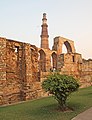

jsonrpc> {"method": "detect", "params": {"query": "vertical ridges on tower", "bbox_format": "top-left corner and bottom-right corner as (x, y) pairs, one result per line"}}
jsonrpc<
(40, 13), (49, 49)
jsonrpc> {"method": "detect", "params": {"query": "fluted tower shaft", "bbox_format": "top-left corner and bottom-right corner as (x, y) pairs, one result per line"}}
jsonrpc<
(40, 13), (49, 49)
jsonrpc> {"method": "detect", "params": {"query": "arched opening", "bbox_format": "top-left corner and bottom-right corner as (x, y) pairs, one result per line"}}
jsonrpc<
(51, 52), (57, 70)
(64, 41), (72, 53)
(62, 44), (67, 53)
(39, 49), (46, 72)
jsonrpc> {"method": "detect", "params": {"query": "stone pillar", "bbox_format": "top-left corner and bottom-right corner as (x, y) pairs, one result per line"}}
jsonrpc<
(22, 44), (40, 100)
(45, 53), (51, 72)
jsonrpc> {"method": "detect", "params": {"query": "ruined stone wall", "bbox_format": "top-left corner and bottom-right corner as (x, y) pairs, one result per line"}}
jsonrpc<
(23, 44), (43, 100)
(0, 38), (44, 105)
(38, 48), (56, 72)
(79, 59), (92, 87)
(0, 35), (92, 105)
(0, 38), (27, 105)
(5, 39), (24, 104)
(57, 53), (82, 74)
(0, 37), (7, 105)
(57, 53), (92, 87)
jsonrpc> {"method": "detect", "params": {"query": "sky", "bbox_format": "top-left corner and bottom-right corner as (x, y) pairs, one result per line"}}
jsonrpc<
(0, 0), (92, 59)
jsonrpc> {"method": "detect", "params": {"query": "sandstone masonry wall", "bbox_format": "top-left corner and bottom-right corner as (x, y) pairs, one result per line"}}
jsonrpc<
(79, 60), (92, 87)
(0, 38), (44, 105)
(0, 38), (7, 105)
(0, 36), (92, 105)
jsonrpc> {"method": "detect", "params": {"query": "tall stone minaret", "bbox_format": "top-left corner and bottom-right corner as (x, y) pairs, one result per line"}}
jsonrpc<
(40, 13), (49, 49)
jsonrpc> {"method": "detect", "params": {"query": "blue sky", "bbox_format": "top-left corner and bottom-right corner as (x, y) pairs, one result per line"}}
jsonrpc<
(0, 0), (92, 59)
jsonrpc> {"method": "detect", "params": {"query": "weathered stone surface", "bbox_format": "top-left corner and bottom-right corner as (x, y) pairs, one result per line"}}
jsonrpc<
(0, 14), (92, 106)
(0, 38), (44, 105)
(52, 36), (76, 54)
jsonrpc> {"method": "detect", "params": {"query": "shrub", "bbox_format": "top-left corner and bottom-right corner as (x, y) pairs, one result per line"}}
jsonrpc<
(42, 73), (79, 110)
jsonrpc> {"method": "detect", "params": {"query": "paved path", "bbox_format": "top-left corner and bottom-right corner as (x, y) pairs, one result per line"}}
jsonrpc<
(72, 107), (92, 120)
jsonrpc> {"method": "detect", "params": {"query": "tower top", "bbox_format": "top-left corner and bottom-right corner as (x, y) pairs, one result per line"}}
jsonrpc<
(43, 13), (46, 17)
(40, 13), (49, 49)
(42, 13), (47, 24)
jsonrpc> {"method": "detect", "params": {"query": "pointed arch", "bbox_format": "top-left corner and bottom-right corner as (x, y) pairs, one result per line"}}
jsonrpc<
(64, 41), (72, 53)
(52, 37), (75, 55)
(39, 49), (46, 72)
(51, 52), (57, 69)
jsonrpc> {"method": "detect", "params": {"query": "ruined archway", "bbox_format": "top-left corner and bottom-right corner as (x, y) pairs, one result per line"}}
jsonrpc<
(51, 52), (57, 70)
(39, 49), (46, 72)
(52, 36), (76, 55)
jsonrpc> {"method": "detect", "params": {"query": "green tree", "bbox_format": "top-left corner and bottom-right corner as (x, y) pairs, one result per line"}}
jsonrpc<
(42, 73), (79, 110)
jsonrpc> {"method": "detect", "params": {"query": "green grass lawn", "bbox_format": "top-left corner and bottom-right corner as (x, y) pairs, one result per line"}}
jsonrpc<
(0, 86), (92, 120)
